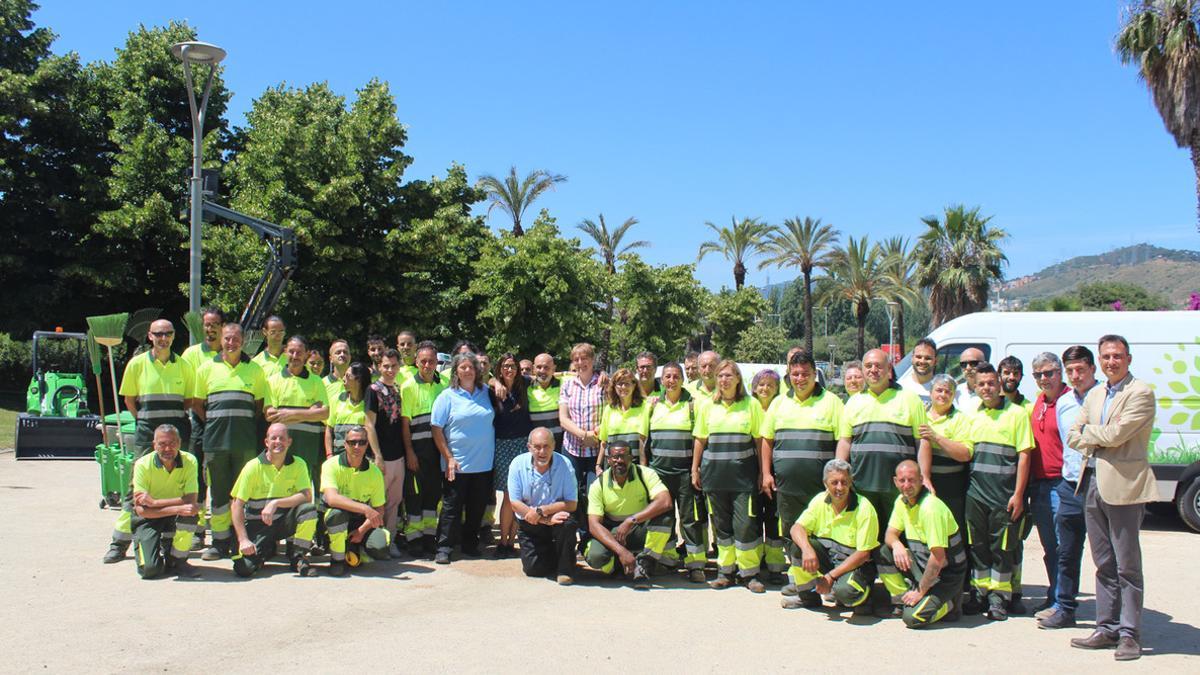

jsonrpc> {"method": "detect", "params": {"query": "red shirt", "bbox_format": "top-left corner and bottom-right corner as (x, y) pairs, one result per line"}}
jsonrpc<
(1030, 389), (1066, 479)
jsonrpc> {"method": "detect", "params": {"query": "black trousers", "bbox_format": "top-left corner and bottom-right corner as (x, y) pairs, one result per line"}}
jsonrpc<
(517, 517), (578, 577)
(436, 471), (493, 554)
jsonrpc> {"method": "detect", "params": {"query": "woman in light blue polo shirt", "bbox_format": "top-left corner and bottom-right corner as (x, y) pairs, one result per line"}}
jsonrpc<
(431, 351), (496, 564)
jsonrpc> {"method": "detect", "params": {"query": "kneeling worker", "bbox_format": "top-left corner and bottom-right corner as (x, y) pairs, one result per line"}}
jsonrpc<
(230, 423), (319, 577)
(784, 458), (879, 611)
(879, 460), (968, 628)
(321, 425), (389, 575)
(130, 424), (202, 579)
(507, 427), (578, 584)
(585, 443), (674, 589)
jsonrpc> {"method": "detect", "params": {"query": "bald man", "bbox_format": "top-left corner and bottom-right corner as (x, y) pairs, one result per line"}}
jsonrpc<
(528, 354), (564, 451)
(687, 350), (720, 400)
(508, 427), (579, 583)
(955, 347), (986, 414)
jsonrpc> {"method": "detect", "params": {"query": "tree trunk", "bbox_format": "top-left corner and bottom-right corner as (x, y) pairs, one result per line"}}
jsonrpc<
(802, 268), (814, 356)
(855, 299), (868, 358)
(733, 261), (746, 291)
(512, 217), (524, 237)
(1192, 136), (1200, 235)
(602, 295), (614, 371)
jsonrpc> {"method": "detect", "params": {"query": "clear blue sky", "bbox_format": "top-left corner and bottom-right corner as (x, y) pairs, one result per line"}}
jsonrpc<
(36, 1), (1200, 290)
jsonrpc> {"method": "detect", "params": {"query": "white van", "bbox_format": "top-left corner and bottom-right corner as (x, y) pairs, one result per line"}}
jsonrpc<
(893, 311), (1200, 532)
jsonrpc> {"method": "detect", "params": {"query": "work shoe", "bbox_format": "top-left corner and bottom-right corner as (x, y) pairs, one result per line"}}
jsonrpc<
(422, 536), (437, 559)
(1034, 604), (1060, 621)
(1071, 630), (1119, 650)
(780, 582), (798, 597)
(943, 601), (962, 623)
(328, 561), (347, 577)
(200, 545), (225, 562)
(709, 574), (736, 590)
(745, 577), (766, 594)
(292, 558), (316, 577)
(632, 562), (651, 590)
(768, 572), (788, 586)
(556, 574), (574, 586)
(780, 596), (806, 610)
(985, 596), (1008, 621)
(876, 604), (904, 619)
(688, 569), (707, 584)
(102, 544), (126, 564)
(851, 601), (875, 616)
(388, 543), (403, 559)
(434, 551), (451, 565)
(1033, 597), (1055, 614)
(1114, 637), (1142, 661)
(190, 534), (206, 551)
(1037, 609), (1076, 629)
(961, 593), (985, 616)
(172, 560), (202, 579)
(798, 590), (822, 608)
(1008, 593), (1028, 615)
(461, 546), (481, 558)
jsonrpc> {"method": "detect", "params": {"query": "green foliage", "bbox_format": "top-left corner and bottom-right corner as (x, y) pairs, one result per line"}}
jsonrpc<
(0, 334), (32, 386)
(823, 236), (887, 357)
(477, 166), (566, 236)
(734, 322), (789, 363)
(469, 217), (608, 359)
(1027, 295), (1083, 311)
(611, 255), (704, 365)
(706, 288), (769, 358)
(1026, 282), (1169, 312)
(698, 216), (775, 290)
(758, 216), (839, 354)
(915, 204), (1007, 327)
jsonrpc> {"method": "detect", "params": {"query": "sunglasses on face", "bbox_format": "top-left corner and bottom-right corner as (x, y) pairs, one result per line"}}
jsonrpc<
(151, 331), (174, 337)
(345, 439), (368, 447)
(1032, 370), (1059, 379)
(960, 360), (981, 368)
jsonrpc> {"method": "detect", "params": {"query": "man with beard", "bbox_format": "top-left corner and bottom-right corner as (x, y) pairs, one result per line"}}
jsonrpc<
(507, 427), (578, 584)
(528, 353), (563, 450)
(635, 351), (664, 399)
(899, 338), (938, 406)
(584, 443), (674, 589)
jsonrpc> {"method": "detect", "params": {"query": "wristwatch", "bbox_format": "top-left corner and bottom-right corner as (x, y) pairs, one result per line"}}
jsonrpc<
(535, 506), (546, 518)
(628, 515), (639, 525)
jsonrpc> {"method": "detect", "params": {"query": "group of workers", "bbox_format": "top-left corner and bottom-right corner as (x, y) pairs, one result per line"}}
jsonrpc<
(102, 307), (1157, 661)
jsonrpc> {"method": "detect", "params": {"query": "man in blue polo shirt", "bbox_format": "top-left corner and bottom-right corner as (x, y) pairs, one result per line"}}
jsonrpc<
(508, 426), (578, 584)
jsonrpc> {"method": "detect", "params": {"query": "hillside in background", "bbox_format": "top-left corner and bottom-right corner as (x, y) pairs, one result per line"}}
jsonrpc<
(999, 244), (1200, 308)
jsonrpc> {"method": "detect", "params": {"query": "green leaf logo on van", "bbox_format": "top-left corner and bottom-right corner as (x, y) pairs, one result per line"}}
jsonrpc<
(1150, 339), (1200, 464)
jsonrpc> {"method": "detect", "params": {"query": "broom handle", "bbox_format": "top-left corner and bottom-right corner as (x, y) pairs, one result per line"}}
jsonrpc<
(106, 348), (126, 456)
(94, 371), (109, 446)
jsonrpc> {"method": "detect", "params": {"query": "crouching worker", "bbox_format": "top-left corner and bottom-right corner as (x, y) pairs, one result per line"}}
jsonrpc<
(784, 458), (879, 611)
(230, 423), (318, 577)
(879, 460), (968, 628)
(130, 424), (202, 579)
(321, 425), (389, 576)
(584, 443), (674, 589)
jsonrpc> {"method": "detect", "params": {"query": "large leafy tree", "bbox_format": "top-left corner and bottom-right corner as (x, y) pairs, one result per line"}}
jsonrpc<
(823, 236), (887, 358)
(578, 213), (649, 363)
(0, 0), (111, 333)
(877, 235), (922, 351)
(611, 254), (703, 366)
(477, 166), (566, 236)
(1117, 0), (1200, 231)
(734, 322), (789, 363)
(915, 205), (1008, 327)
(697, 216), (775, 290)
(758, 216), (840, 355)
(91, 22), (230, 323)
(705, 287), (770, 358)
(469, 216), (608, 359)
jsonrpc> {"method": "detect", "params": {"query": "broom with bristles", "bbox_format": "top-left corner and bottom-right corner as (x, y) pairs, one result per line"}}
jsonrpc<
(85, 331), (109, 446)
(87, 313), (130, 456)
(182, 310), (203, 347)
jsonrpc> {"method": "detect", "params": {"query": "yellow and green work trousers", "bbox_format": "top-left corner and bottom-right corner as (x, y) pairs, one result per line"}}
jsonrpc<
(324, 507), (391, 564)
(110, 443), (151, 550)
(707, 490), (762, 580)
(966, 496), (1025, 606)
(656, 471), (708, 570)
(205, 448), (256, 551)
(774, 491), (812, 586)
(792, 536), (875, 608)
(584, 513), (675, 574)
(231, 502), (318, 577)
(758, 491), (787, 577)
(132, 512), (201, 579)
(879, 541), (966, 628)
(402, 450), (442, 544)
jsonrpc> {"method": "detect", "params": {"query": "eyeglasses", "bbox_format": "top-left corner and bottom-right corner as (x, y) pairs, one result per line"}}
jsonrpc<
(345, 439), (368, 447)
(150, 331), (175, 337)
(960, 360), (981, 368)
(1032, 370), (1059, 379)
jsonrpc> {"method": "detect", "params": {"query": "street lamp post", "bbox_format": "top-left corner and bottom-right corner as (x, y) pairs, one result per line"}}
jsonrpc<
(171, 40), (226, 343)
(885, 300), (900, 363)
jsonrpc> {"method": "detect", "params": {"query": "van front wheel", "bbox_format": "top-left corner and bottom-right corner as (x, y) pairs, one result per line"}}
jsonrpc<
(1176, 477), (1200, 533)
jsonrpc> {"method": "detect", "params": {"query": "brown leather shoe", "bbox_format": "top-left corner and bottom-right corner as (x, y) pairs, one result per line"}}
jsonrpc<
(1114, 637), (1142, 661)
(1071, 630), (1119, 650)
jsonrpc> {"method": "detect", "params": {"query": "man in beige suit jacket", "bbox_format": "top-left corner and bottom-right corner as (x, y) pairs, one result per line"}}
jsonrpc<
(1065, 334), (1156, 662)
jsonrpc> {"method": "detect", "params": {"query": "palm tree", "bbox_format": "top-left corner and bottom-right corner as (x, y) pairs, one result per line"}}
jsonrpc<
(914, 205), (1008, 327)
(578, 214), (649, 364)
(877, 236), (922, 352)
(1116, 1), (1200, 232)
(697, 216), (776, 290)
(823, 236), (887, 358)
(477, 166), (566, 236)
(758, 216), (840, 355)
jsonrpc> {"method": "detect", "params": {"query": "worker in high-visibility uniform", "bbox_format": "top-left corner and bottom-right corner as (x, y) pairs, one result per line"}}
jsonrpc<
(181, 307), (225, 549)
(230, 423), (318, 577)
(324, 361), (373, 459)
(323, 339), (352, 403)
(598, 368), (649, 462)
(321, 425), (390, 576)
(395, 330), (419, 386)
(251, 315), (287, 379)
(646, 361), (707, 582)
(192, 322), (268, 560)
(999, 355), (1036, 614)
(784, 458), (878, 612)
(749, 368), (788, 584)
(129, 424), (202, 579)
(635, 351), (665, 400)
(104, 319), (195, 564)
(693, 359), (765, 592)
(918, 373), (975, 597)
(684, 350), (719, 400)
(762, 349), (845, 603)
(584, 443), (675, 589)
(399, 342), (448, 556)
(264, 335), (329, 493)
(879, 460), (968, 627)
(527, 353), (562, 450)
(964, 363), (1033, 621)
(836, 349), (931, 539)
